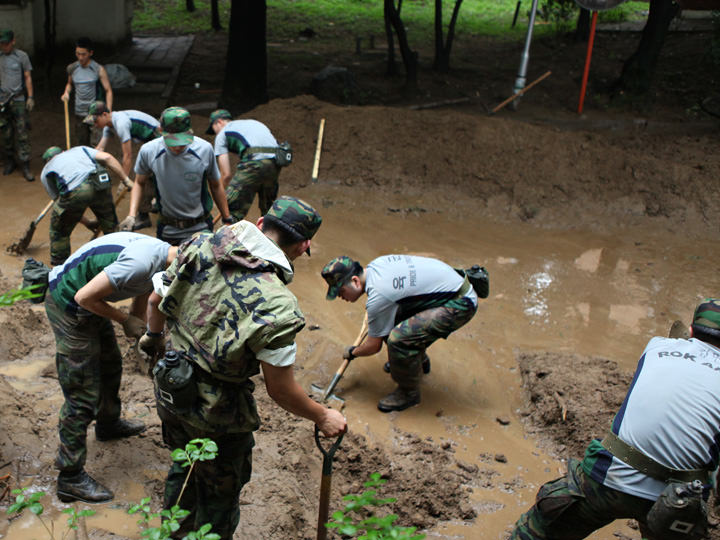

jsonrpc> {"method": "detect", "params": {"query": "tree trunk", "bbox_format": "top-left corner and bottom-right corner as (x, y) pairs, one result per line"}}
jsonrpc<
(433, 0), (463, 72)
(384, 0), (418, 89)
(211, 0), (222, 30)
(616, 0), (679, 94)
(384, 0), (397, 75)
(575, 8), (590, 42)
(221, 0), (268, 113)
(186, 0), (196, 12)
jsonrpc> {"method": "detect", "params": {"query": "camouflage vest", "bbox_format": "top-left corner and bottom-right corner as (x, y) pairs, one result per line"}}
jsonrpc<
(159, 226), (305, 432)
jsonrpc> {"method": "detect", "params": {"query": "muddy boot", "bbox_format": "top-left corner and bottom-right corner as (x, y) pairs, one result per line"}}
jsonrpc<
(384, 354), (430, 375)
(21, 162), (34, 182)
(3, 159), (16, 175)
(377, 386), (421, 413)
(57, 470), (114, 503)
(95, 418), (146, 441)
(132, 212), (152, 231)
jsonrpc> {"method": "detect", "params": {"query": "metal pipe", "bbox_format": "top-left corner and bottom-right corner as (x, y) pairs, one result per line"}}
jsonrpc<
(512, 0), (540, 103)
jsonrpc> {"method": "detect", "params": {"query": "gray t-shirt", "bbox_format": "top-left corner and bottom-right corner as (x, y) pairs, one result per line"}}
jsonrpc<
(365, 255), (477, 337)
(0, 48), (31, 100)
(69, 59), (101, 116)
(214, 119), (277, 160)
(135, 136), (220, 239)
(40, 146), (98, 198)
(103, 110), (160, 144)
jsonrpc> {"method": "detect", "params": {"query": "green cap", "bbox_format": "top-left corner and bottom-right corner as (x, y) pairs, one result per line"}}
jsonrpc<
(206, 109), (232, 135)
(0, 30), (13, 44)
(160, 106), (194, 147)
(264, 196), (322, 255)
(82, 100), (109, 125)
(321, 256), (358, 300)
(692, 299), (720, 333)
(42, 146), (63, 163)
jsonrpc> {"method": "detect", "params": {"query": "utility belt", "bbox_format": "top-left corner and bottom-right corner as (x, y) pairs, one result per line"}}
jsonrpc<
(244, 142), (293, 167)
(601, 431), (709, 539)
(453, 276), (472, 299)
(157, 212), (211, 229)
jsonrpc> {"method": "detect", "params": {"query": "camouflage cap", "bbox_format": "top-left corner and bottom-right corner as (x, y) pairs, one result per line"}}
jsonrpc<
(205, 109), (232, 135)
(42, 146), (63, 163)
(692, 299), (720, 333)
(160, 106), (194, 147)
(82, 100), (109, 125)
(0, 30), (13, 44)
(321, 256), (359, 300)
(264, 196), (322, 255)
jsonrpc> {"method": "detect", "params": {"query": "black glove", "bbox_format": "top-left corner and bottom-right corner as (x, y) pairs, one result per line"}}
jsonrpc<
(222, 216), (234, 225)
(343, 346), (356, 361)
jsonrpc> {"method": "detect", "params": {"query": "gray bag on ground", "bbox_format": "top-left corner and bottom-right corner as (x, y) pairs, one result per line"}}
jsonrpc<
(104, 63), (136, 89)
(21, 258), (51, 304)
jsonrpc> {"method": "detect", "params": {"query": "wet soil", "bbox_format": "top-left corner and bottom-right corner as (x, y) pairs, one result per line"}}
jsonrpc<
(1, 18), (720, 540)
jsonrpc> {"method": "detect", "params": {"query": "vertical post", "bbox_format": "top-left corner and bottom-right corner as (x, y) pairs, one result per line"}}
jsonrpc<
(577, 11), (598, 115)
(512, 0), (540, 106)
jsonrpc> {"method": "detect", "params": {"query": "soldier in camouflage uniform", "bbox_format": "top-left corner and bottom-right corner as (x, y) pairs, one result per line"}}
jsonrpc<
(140, 196), (346, 540)
(511, 299), (720, 540)
(86, 100), (161, 230)
(41, 145), (132, 265)
(46, 232), (178, 503)
(0, 29), (35, 181)
(321, 255), (478, 412)
(206, 109), (284, 221)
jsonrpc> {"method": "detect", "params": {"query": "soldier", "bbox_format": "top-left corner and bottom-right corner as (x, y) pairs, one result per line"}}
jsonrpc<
(46, 232), (178, 503)
(206, 109), (284, 221)
(0, 28), (34, 181)
(510, 299), (720, 540)
(40, 145), (131, 265)
(321, 254), (478, 412)
(140, 197), (346, 539)
(120, 106), (232, 244)
(60, 37), (113, 147)
(86, 100), (160, 230)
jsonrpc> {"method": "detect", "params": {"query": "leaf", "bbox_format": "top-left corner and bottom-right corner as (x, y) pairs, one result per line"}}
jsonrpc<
(29, 502), (44, 515)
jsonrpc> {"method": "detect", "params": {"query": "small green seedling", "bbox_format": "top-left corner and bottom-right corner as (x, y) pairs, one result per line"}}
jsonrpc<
(7, 487), (55, 539)
(170, 438), (218, 505)
(326, 473), (426, 539)
(0, 284), (44, 306)
(61, 506), (96, 540)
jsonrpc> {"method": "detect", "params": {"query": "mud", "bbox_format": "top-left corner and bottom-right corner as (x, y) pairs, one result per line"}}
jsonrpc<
(1, 21), (720, 540)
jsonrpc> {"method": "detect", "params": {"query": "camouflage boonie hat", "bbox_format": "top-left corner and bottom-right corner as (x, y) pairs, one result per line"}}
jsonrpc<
(42, 146), (63, 163)
(692, 299), (720, 333)
(321, 256), (358, 300)
(160, 106), (194, 147)
(82, 100), (109, 125)
(264, 196), (322, 255)
(205, 109), (232, 134)
(0, 30), (13, 44)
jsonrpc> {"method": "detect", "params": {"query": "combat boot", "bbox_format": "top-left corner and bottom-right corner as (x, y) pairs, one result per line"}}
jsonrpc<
(3, 159), (16, 175)
(384, 354), (431, 375)
(377, 386), (421, 413)
(57, 470), (113, 503)
(21, 162), (34, 182)
(95, 418), (146, 441)
(132, 212), (152, 231)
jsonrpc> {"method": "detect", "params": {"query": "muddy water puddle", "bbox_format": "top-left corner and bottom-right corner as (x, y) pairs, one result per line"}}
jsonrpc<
(1, 180), (718, 539)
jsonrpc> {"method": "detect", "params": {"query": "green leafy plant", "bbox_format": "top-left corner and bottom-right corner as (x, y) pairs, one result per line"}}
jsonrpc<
(61, 506), (97, 540)
(7, 488), (55, 539)
(0, 284), (44, 306)
(326, 473), (426, 540)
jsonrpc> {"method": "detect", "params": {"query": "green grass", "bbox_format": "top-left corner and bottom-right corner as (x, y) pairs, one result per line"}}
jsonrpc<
(132, 0), (648, 41)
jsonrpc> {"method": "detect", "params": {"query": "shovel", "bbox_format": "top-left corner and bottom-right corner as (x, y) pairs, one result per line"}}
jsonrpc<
(7, 199), (54, 255)
(312, 313), (369, 404)
(315, 424), (344, 540)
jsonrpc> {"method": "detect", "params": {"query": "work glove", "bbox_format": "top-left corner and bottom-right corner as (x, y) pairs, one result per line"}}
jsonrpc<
(121, 314), (146, 339)
(119, 215), (136, 232)
(138, 332), (165, 360)
(25, 97), (35, 112)
(343, 345), (356, 361)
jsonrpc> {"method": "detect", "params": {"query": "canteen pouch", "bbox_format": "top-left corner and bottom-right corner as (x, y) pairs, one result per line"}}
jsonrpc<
(90, 168), (111, 191)
(646, 480), (707, 540)
(153, 350), (197, 412)
(275, 141), (293, 167)
(455, 265), (490, 299)
(21, 258), (51, 304)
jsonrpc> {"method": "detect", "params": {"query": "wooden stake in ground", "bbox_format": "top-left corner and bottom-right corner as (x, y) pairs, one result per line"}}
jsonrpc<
(64, 99), (71, 150)
(490, 70), (551, 114)
(311, 118), (325, 183)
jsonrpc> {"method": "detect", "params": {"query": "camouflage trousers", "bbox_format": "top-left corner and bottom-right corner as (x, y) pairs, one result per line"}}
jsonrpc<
(226, 159), (279, 221)
(0, 100), (31, 163)
(49, 175), (118, 265)
(157, 404), (255, 540)
(510, 458), (657, 540)
(44, 293), (123, 473)
(387, 296), (477, 388)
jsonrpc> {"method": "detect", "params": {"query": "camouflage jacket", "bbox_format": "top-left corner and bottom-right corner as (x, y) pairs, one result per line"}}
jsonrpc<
(159, 221), (305, 432)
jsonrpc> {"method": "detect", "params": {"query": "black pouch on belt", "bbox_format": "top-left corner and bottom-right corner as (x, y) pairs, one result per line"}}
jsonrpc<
(454, 265), (490, 299)
(21, 257), (51, 304)
(646, 480), (708, 540)
(89, 167), (111, 191)
(153, 350), (197, 412)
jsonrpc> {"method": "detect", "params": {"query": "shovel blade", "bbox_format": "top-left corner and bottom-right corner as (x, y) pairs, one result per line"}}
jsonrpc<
(310, 383), (345, 406)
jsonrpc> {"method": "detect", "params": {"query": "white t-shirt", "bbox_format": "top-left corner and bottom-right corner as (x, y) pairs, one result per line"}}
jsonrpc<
(364, 254), (477, 338)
